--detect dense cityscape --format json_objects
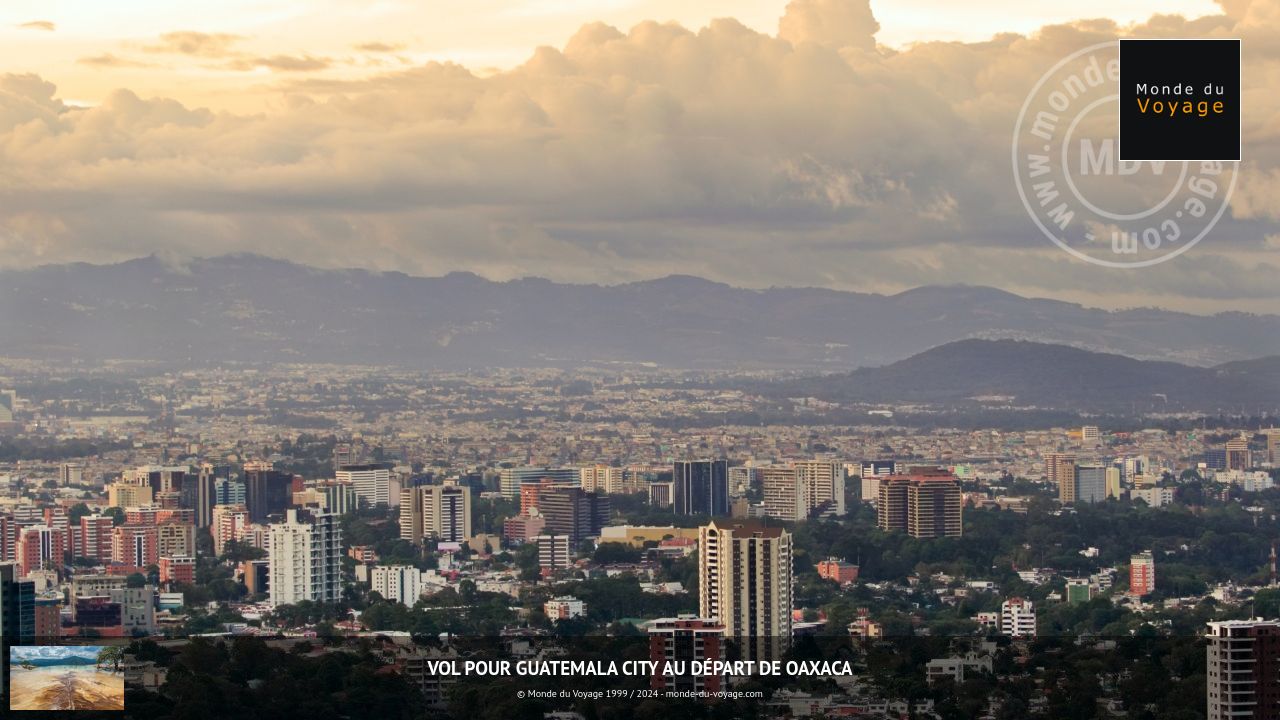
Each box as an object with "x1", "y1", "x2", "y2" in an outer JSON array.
[{"x1": 0, "y1": 360, "x2": 1278, "y2": 719}]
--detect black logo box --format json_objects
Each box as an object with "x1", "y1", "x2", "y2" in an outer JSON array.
[{"x1": 1119, "y1": 38, "x2": 1241, "y2": 161}]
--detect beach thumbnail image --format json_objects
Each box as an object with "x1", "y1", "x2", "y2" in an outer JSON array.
[{"x1": 9, "y1": 646, "x2": 125, "y2": 711}]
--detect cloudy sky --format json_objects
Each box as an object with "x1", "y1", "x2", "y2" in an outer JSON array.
[{"x1": 1, "y1": 0, "x2": 1278, "y2": 313}]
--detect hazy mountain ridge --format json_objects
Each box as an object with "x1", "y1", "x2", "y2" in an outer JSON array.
[
  {"x1": 2, "y1": 254, "x2": 1278, "y2": 369},
  {"x1": 776, "y1": 339, "x2": 1280, "y2": 413}
]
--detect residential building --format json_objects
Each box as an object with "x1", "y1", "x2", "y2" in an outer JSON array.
[
  {"x1": 544, "y1": 596, "x2": 585, "y2": 620},
  {"x1": 268, "y1": 509, "x2": 343, "y2": 606},
  {"x1": 698, "y1": 520, "x2": 793, "y2": 662},
  {"x1": 536, "y1": 534, "x2": 572, "y2": 576},
  {"x1": 1000, "y1": 597, "x2": 1036, "y2": 637},
  {"x1": 876, "y1": 470, "x2": 963, "y2": 538},
  {"x1": 1131, "y1": 551, "x2": 1156, "y2": 597},
  {"x1": 1206, "y1": 619, "x2": 1280, "y2": 720},
  {"x1": 647, "y1": 615, "x2": 724, "y2": 693},
  {"x1": 337, "y1": 462, "x2": 395, "y2": 509},
  {"x1": 371, "y1": 565, "x2": 424, "y2": 606}
]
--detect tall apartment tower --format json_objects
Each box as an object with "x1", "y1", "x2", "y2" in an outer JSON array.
[
  {"x1": 1206, "y1": 620, "x2": 1280, "y2": 720},
  {"x1": 268, "y1": 509, "x2": 343, "y2": 606},
  {"x1": 877, "y1": 470, "x2": 963, "y2": 538},
  {"x1": 674, "y1": 460, "x2": 729, "y2": 516},
  {"x1": 539, "y1": 487, "x2": 610, "y2": 544},
  {"x1": 1130, "y1": 551, "x2": 1155, "y2": 597},
  {"x1": 195, "y1": 463, "x2": 234, "y2": 528},
  {"x1": 1226, "y1": 436, "x2": 1251, "y2": 472},
  {"x1": 698, "y1": 520, "x2": 793, "y2": 662},
  {"x1": 579, "y1": 465, "x2": 624, "y2": 494},
  {"x1": 1045, "y1": 453, "x2": 1078, "y2": 503},
  {"x1": 337, "y1": 462, "x2": 394, "y2": 509},
  {"x1": 400, "y1": 481, "x2": 473, "y2": 544},
  {"x1": 647, "y1": 616, "x2": 725, "y2": 693},
  {"x1": 760, "y1": 461, "x2": 847, "y2": 520}
]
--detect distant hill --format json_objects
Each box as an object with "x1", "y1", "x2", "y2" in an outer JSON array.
[
  {"x1": 1, "y1": 254, "x2": 1278, "y2": 369},
  {"x1": 775, "y1": 339, "x2": 1280, "y2": 413}
]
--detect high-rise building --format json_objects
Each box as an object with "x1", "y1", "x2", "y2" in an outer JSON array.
[
  {"x1": 1130, "y1": 551, "x2": 1155, "y2": 597},
  {"x1": 195, "y1": 463, "x2": 234, "y2": 529},
  {"x1": 760, "y1": 462, "x2": 847, "y2": 520},
  {"x1": 78, "y1": 515, "x2": 115, "y2": 563},
  {"x1": 540, "y1": 487, "x2": 610, "y2": 544},
  {"x1": 536, "y1": 534, "x2": 572, "y2": 576},
  {"x1": 212, "y1": 504, "x2": 251, "y2": 556},
  {"x1": 859, "y1": 461, "x2": 896, "y2": 504},
  {"x1": 17, "y1": 525, "x2": 64, "y2": 576},
  {"x1": 159, "y1": 555, "x2": 196, "y2": 585},
  {"x1": 760, "y1": 466, "x2": 809, "y2": 521},
  {"x1": 647, "y1": 616, "x2": 725, "y2": 693},
  {"x1": 1045, "y1": 453, "x2": 1077, "y2": 503},
  {"x1": 337, "y1": 463, "x2": 395, "y2": 508},
  {"x1": 295, "y1": 480, "x2": 356, "y2": 516},
  {"x1": 111, "y1": 524, "x2": 159, "y2": 569},
  {"x1": 371, "y1": 565, "x2": 424, "y2": 606},
  {"x1": 1074, "y1": 464, "x2": 1108, "y2": 504},
  {"x1": 268, "y1": 509, "x2": 343, "y2": 606},
  {"x1": 674, "y1": 460, "x2": 729, "y2": 516},
  {"x1": 244, "y1": 461, "x2": 295, "y2": 522},
  {"x1": 0, "y1": 563, "x2": 36, "y2": 643},
  {"x1": 579, "y1": 465, "x2": 624, "y2": 494},
  {"x1": 648, "y1": 481, "x2": 674, "y2": 508},
  {"x1": 499, "y1": 467, "x2": 580, "y2": 500},
  {"x1": 1000, "y1": 597, "x2": 1036, "y2": 637},
  {"x1": 156, "y1": 522, "x2": 195, "y2": 559},
  {"x1": 1105, "y1": 467, "x2": 1123, "y2": 499},
  {"x1": 698, "y1": 520, "x2": 792, "y2": 662},
  {"x1": 1206, "y1": 620, "x2": 1280, "y2": 720},
  {"x1": 129, "y1": 465, "x2": 190, "y2": 497},
  {"x1": 401, "y1": 481, "x2": 473, "y2": 544},
  {"x1": 1266, "y1": 430, "x2": 1280, "y2": 465},
  {"x1": 108, "y1": 482, "x2": 154, "y2": 508},
  {"x1": 1081, "y1": 425, "x2": 1101, "y2": 445},
  {"x1": 59, "y1": 463, "x2": 85, "y2": 487},
  {"x1": 876, "y1": 470, "x2": 963, "y2": 538},
  {"x1": 1226, "y1": 436, "x2": 1251, "y2": 472}
]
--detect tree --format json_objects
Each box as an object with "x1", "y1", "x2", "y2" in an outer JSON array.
[{"x1": 97, "y1": 645, "x2": 125, "y2": 672}]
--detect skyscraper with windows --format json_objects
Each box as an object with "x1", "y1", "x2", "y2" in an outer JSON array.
[
  {"x1": 1206, "y1": 620, "x2": 1280, "y2": 720},
  {"x1": 698, "y1": 520, "x2": 792, "y2": 662},
  {"x1": 1130, "y1": 551, "x2": 1155, "y2": 597},
  {"x1": 674, "y1": 460, "x2": 729, "y2": 516},
  {"x1": 1045, "y1": 453, "x2": 1078, "y2": 503},
  {"x1": 268, "y1": 509, "x2": 343, "y2": 606},
  {"x1": 876, "y1": 470, "x2": 962, "y2": 538},
  {"x1": 337, "y1": 463, "x2": 395, "y2": 508}
]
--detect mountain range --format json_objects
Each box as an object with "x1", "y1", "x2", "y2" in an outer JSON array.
[
  {"x1": 2, "y1": 254, "x2": 1278, "y2": 370},
  {"x1": 774, "y1": 339, "x2": 1280, "y2": 413}
]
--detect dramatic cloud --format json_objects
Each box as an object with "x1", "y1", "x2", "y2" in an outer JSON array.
[
  {"x1": 18, "y1": 21, "x2": 56, "y2": 32},
  {"x1": 1, "y1": 0, "x2": 1279, "y2": 313},
  {"x1": 144, "y1": 31, "x2": 243, "y2": 58}
]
